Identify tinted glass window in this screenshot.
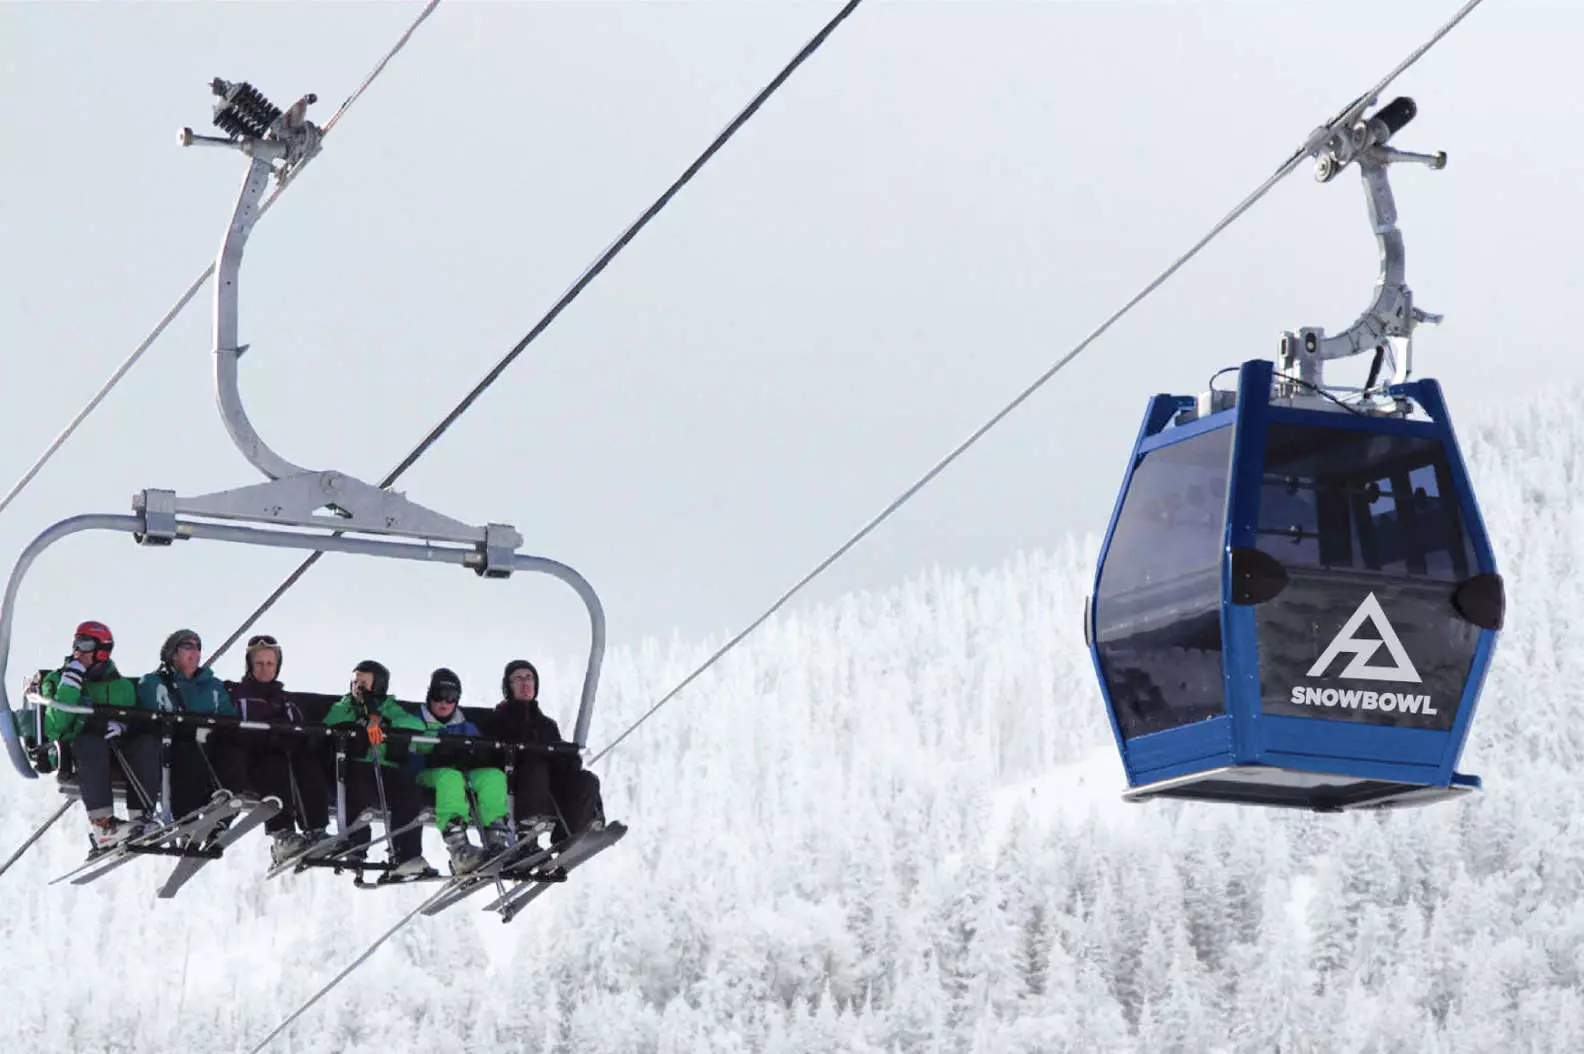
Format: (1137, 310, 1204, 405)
(1095, 427, 1230, 740)
(1257, 424, 1474, 581)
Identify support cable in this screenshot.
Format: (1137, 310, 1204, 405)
(586, 0, 1491, 767)
(0, 0, 443, 523)
(244, 10, 872, 1046)
(247, 4, 1486, 1051)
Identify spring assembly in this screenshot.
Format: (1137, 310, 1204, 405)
(210, 78, 282, 140)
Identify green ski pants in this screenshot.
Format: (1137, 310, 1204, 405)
(416, 766, 508, 830)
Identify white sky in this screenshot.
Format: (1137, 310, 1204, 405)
(0, 0, 1577, 709)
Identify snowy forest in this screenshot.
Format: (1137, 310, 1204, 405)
(2, 384, 1582, 1053)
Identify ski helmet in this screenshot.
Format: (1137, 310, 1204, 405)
(246, 634, 283, 680)
(73, 621, 114, 665)
(353, 660, 391, 700)
(427, 667, 462, 703)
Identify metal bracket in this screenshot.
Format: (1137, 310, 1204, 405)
(1276, 97, 1445, 403)
(179, 79, 322, 184)
(132, 474, 520, 549)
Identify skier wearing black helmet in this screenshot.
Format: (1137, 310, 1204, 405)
(415, 667, 510, 875)
(324, 660, 433, 879)
(490, 660, 604, 845)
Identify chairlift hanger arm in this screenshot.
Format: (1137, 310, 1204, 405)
(183, 81, 323, 482)
(1277, 96, 1447, 396)
(179, 80, 517, 557)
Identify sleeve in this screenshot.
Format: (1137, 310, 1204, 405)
(40, 671, 83, 742)
(133, 673, 160, 712)
(323, 697, 354, 726)
(213, 680, 237, 718)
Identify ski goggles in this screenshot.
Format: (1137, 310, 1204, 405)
(247, 634, 278, 648)
(430, 686, 461, 703)
(73, 635, 109, 653)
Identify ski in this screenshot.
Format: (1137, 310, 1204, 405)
(484, 821, 628, 922)
(417, 837, 560, 917)
(157, 796, 281, 899)
(52, 793, 244, 887)
(263, 828, 357, 880)
(264, 810, 382, 880)
(351, 866, 447, 890)
(287, 808, 432, 875)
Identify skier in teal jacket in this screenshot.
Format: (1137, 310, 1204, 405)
(134, 628, 250, 820)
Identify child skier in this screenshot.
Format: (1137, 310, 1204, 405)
(416, 668, 511, 874)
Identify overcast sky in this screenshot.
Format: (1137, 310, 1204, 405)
(0, 0, 1576, 715)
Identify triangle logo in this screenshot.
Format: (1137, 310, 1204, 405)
(1305, 592, 1422, 684)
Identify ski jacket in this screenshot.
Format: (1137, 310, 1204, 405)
(135, 666, 236, 716)
(39, 662, 137, 742)
(324, 694, 425, 767)
(224, 676, 304, 724)
(491, 698, 582, 773)
(418, 704, 483, 739)
(417, 704, 492, 772)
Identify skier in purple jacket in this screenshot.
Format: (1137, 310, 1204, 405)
(225, 634, 332, 866)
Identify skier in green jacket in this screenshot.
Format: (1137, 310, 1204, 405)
(40, 621, 161, 852)
(324, 660, 433, 879)
(415, 668, 509, 874)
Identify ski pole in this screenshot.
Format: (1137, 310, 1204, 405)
(108, 736, 159, 817)
(365, 720, 396, 862)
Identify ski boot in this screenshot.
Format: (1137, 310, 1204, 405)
(442, 818, 486, 875)
(87, 815, 137, 854)
(270, 830, 310, 868)
(389, 854, 438, 881)
(482, 819, 511, 855)
(516, 815, 556, 850)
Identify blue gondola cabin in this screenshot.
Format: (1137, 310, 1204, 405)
(1086, 359, 1503, 811)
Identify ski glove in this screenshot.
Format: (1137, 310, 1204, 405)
(58, 658, 87, 693)
(105, 720, 126, 740)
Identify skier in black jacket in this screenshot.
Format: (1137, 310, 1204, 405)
(490, 660, 603, 845)
(224, 634, 333, 867)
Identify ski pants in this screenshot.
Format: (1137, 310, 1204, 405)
(342, 761, 424, 863)
(169, 735, 250, 821)
(416, 765, 508, 831)
(71, 731, 160, 820)
(514, 761, 603, 842)
(246, 742, 331, 835)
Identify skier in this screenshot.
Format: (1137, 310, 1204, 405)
(324, 660, 434, 879)
(224, 634, 333, 867)
(415, 667, 511, 874)
(134, 628, 252, 821)
(39, 621, 162, 851)
(491, 660, 603, 845)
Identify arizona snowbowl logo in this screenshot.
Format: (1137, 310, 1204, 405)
(1287, 592, 1438, 716)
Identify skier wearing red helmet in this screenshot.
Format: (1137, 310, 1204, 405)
(38, 621, 162, 852)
